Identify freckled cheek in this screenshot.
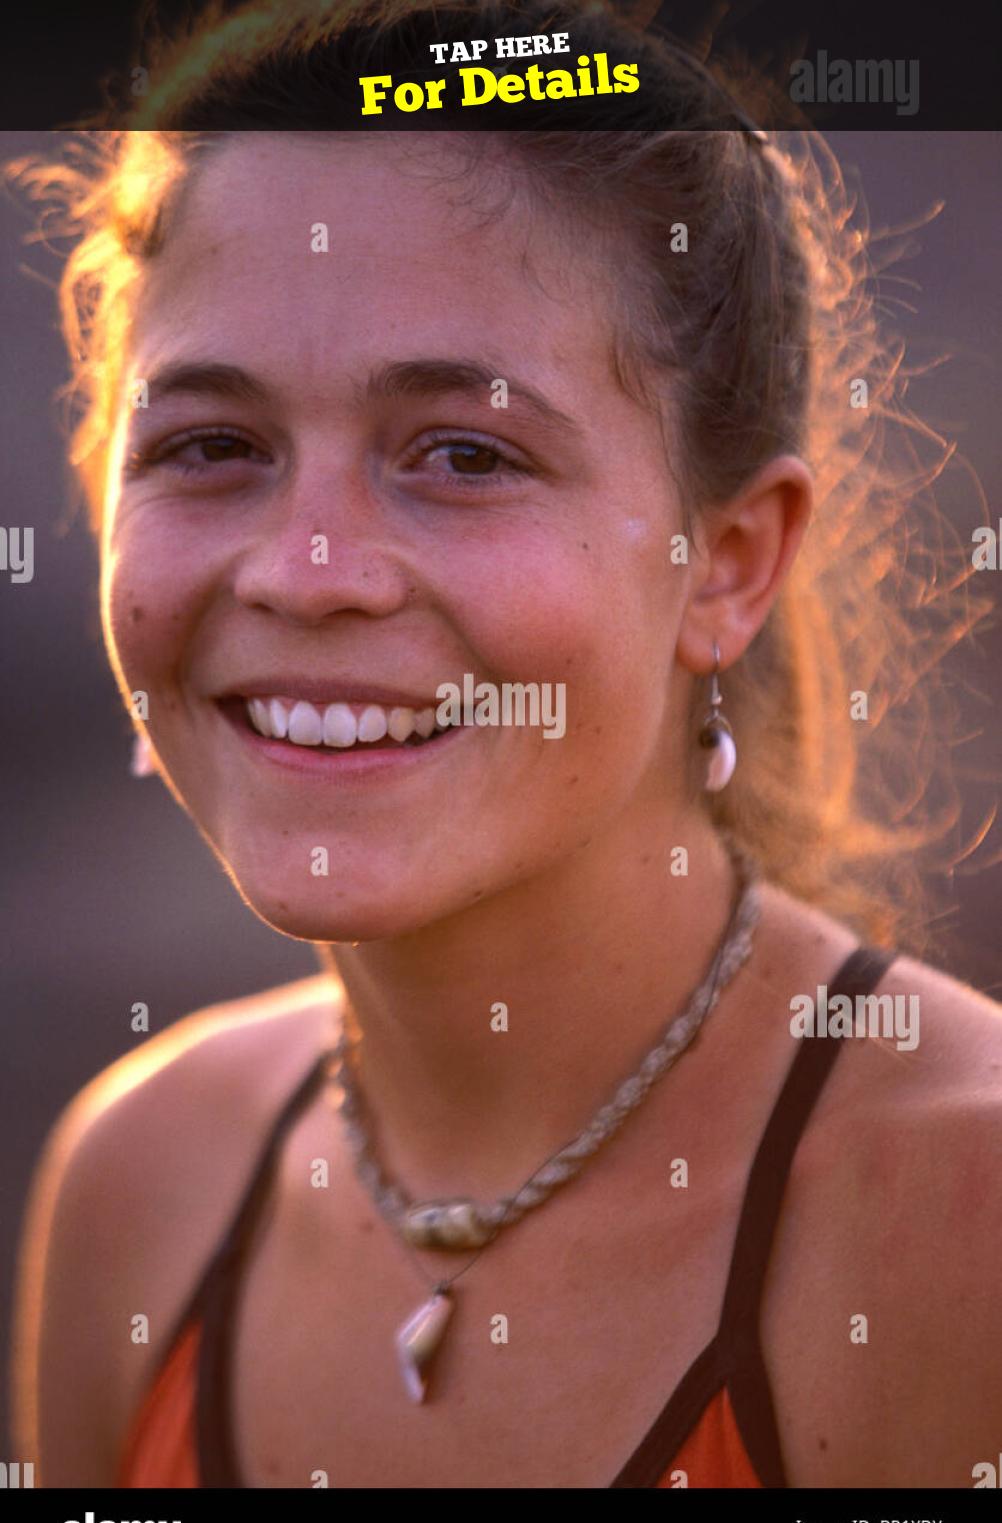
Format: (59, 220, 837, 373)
(459, 562, 590, 681)
(469, 566, 659, 753)
(618, 515, 661, 551)
(103, 524, 208, 697)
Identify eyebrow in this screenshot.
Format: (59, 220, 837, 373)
(142, 362, 270, 407)
(362, 358, 585, 440)
(139, 357, 584, 440)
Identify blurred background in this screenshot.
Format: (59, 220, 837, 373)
(1, 129, 1000, 1459)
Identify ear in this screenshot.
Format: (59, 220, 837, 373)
(676, 454, 812, 675)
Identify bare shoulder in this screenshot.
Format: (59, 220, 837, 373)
(752, 880, 1002, 1107)
(811, 946, 1002, 1164)
(11, 971, 341, 1486)
(81, 970, 341, 1122)
(28, 970, 342, 1255)
(769, 926, 1002, 1486)
(877, 948, 1002, 1075)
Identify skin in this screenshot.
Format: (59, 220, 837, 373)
(99, 131, 812, 1189)
(11, 133, 1002, 1488)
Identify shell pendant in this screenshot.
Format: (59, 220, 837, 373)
(699, 718, 737, 792)
(402, 1199, 492, 1249)
(395, 1288, 454, 1402)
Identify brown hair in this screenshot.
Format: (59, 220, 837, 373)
(5, 0, 988, 952)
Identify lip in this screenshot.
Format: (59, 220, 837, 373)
(216, 677, 446, 709)
(216, 698, 470, 781)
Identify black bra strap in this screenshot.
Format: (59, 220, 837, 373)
(197, 1045, 339, 1488)
(190, 947, 898, 1488)
(717, 944, 898, 1344)
(720, 942, 898, 1485)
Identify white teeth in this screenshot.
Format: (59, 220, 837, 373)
(387, 706, 416, 742)
(269, 698, 288, 739)
(322, 702, 357, 748)
(357, 704, 388, 743)
(242, 695, 449, 750)
(248, 698, 271, 737)
(287, 700, 324, 746)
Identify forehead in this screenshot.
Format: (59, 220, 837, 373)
(128, 133, 622, 401)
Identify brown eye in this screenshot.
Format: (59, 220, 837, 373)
(396, 429, 532, 497)
(444, 443, 501, 474)
(194, 436, 254, 463)
(125, 428, 267, 479)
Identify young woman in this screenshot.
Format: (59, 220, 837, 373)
(8, 0, 1002, 1491)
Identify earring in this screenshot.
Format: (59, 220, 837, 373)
(130, 731, 155, 777)
(698, 641, 736, 792)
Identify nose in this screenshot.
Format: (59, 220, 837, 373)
(231, 456, 415, 625)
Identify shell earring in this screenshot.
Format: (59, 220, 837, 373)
(698, 641, 736, 792)
(130, 731, 155, 777)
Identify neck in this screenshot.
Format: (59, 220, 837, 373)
(318, 805, 743, 1203)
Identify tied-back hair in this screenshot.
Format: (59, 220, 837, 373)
(4, 0, 991, 954)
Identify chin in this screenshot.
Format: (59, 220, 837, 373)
(224, 871, 448, 944)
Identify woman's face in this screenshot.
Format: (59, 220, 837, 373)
(102, 133, 693, 940)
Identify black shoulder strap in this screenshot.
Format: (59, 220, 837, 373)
(195, 1045, 339, 1488)
(721, 943, 898, 1486)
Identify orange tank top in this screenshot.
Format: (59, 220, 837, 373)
(116, 945, 895, 1488)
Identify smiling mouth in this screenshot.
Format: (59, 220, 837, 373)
(218, 695, 456, 752)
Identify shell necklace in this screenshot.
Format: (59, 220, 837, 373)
(326, 842, 760, 1402)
